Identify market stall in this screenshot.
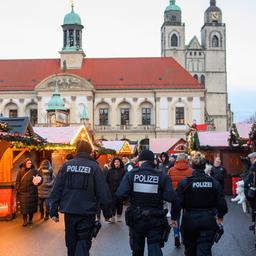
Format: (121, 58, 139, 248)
(34, 125, 94, 172)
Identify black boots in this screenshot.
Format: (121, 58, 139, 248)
(175, 236, 181, 247)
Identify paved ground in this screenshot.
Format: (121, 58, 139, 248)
(0, 199, 255, 256)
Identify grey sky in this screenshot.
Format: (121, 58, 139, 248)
(0, 0, 255, 120)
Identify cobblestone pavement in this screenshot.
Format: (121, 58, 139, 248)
(0, 199, 255, 256)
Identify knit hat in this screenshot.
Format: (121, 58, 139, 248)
(76, 140, 92, 154)
(138, 150, 155, 162)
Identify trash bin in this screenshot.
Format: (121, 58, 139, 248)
(0, 182, 16, 220)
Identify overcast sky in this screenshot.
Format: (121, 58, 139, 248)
(0, 0, 255, 121)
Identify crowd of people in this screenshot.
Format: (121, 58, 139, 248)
(14, 142, 256, 256)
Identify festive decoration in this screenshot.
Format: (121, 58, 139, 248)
(0, 122, 10, 132)
(119, 141, 132, 155)
(186, 124, 200, 154)
(0, 132, 45, 145)
(248, 123, 256, 151)
(228, 124, 243, 147)
(96, 147, 116, 155)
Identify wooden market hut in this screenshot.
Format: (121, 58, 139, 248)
(198, 130, 250, 194)
(0, 117, 44, 182)
(149, 138, 187, 155)
(34, 125, 94, 173)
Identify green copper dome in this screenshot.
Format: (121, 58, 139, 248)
(165, 0, 181, 12)
(63, 5, 82, 25)
(47, 87, 67, 111)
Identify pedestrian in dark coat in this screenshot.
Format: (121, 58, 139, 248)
(159, 152, 173, 175)
(38, 159, 55, 220)
(210, 157, 226, 192)
(16, 158, 42, 226)
(105, 157, 126, 222)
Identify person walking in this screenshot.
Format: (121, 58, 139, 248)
(210, 157, 226, 192)
(105, 157, 126, 222)
(50, 140, 112, 256)
(16, 157, 42, 226)
(122, 156, 134, 173)
(116, 149, 180, 256)
(176, 152, 228, 256)
(159, 152, 173, 175)
(38, 159, 55, 221)
(167, 153, 192, 247)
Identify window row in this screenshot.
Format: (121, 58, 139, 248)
(99, 107, 185, 126)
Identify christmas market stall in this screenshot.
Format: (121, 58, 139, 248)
(197, 126, 251, 195)
(34, 125, 94, 173)
(0, 117, 45, 220)
(149, 138, 187, 155)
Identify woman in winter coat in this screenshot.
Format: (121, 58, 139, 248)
(38, 159, 55, 220)
(16, 158, 42, 226)
(105, 157, 125, 222)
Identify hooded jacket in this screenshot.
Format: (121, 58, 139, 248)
(168, 160, 192, 190)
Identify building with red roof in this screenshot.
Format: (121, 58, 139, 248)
(0, 3, 213, 142)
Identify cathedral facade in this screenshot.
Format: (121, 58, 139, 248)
(0, 1, 230, 142)
(161, 0, 231, 131)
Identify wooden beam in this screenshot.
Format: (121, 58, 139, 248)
(13, 149, 28, 164)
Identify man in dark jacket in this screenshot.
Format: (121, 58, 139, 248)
(116, 149, 180, 256)
(244, 152, 256, 230)
(210, 157, 226, 192)
(176, 152, 228, 256)
(50, 140, 112, 256)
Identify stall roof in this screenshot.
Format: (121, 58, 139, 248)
(198, 131, 229, 147)
(0, 117, 34, 136)
(236, 123, 252, 139)
(34, 125, 93, 147)
(149, 138, 185, 154)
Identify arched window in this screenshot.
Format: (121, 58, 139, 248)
(175, 107, 185, 125)
(25, 103, 38, 125)
(96, 102, 109, 126)
(212, 35, 219, 47)
(171, 34, 178, 47)
(193, 74, 198, 80)
(118, 102, 131, 127)
(201, 75, 205, 86)
(4, 102, 18, 118)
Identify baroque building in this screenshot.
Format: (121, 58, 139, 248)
(0, 1, 230, 142)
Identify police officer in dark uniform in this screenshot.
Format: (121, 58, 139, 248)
(176, 152, 228, 256)
(116, 149, 180, 256)
(50, 140, 112, 256)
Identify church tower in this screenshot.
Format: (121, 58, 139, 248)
(201, 0, 228, 130)
(59, 3, 85, 69)
(161, 0, 185, 67)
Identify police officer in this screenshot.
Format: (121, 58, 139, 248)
(116, 149, 180, 256)
(176, 152, 228, 256)
(50, 140, 112, 256)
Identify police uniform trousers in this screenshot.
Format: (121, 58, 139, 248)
(181, 211, 218, 256)
(64, 213, 95, 256)
(129, 217, 164, 256)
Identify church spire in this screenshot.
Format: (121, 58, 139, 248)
(210, 0, 216, 6)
